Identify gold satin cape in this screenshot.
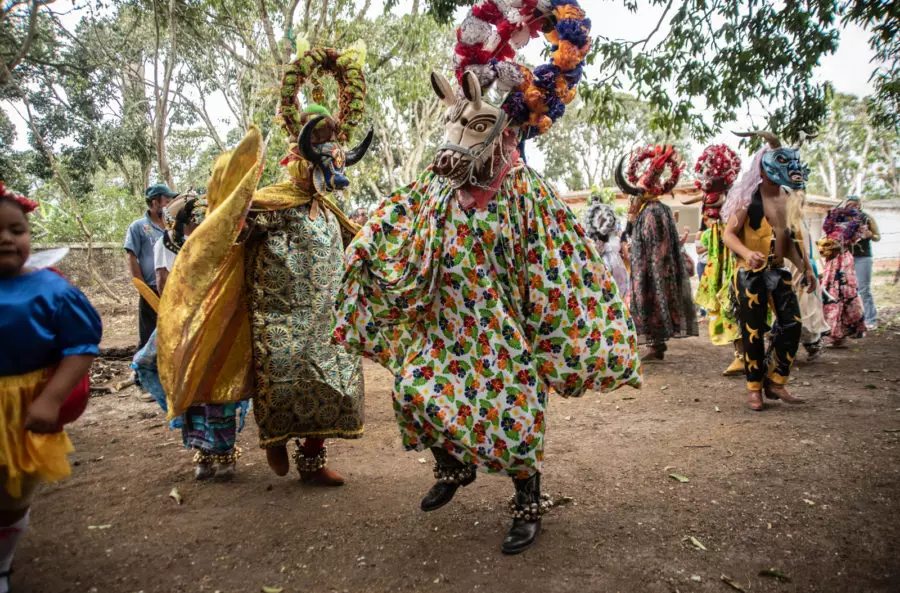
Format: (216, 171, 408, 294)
(158, 129, 361, 419)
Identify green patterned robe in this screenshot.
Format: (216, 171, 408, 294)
(246, 204, 364, 447)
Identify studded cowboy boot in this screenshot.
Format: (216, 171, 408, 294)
(294, 439, 345, 486)
(420, 447, 476, 512)
(501, 473, 544, 555)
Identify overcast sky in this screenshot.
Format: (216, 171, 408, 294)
(7, 0, 879, 181)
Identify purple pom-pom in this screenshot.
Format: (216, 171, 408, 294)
(550, 0, 578, 7)
(557, 19, 589, 48)
(563, 63, 584, 86)
(533, 64, 561, 90)
(502, 92, 530, 124)
(546, 96, 565, 121)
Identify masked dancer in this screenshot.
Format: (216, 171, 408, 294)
(583, 201, 629, 301)
(819, 200, 867, 346)
(158, 45, 371, 485)
(786, 191, 829, 360)
(683, 144, 745, 374)
(617, 145, 698, 360)
(333, 1, 640, 554)
(722, 131, 817, 411)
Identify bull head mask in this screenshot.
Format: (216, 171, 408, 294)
(298, 115, 374, 194)
(430, 70, 510, 190)
(733, 130, 815, 190)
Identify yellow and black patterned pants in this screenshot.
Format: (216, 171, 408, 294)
(735, 267, 801, 391)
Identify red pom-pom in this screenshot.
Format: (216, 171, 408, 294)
(472, 1, 503, 24)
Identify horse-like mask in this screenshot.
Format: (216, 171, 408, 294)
(430, 71, 510, 190)
(298, 115, 373, 194)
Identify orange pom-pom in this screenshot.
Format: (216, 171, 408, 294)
(553, 41, 583, 72)
(559, 87, 578, 104)
(554, 5, 586, 21)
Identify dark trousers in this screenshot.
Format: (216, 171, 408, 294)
(138, 294, 158, 349)
(735, 267, 801, 391)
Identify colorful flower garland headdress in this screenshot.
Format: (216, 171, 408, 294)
(454, 0, 592, 140)
(694, 144, 741, 193)
(0, 182, 37, 214)
(615, 145, 685, 197)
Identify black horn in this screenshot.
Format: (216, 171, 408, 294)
(299, 115, 327, 163)
(615, 154, 642, 196)
(345, 128, 374, 167)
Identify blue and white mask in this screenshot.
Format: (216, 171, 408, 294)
(733, 130, 816, 191)
(761, 148, 809, 190)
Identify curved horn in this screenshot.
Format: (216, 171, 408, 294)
(732, 130, 781, 149)
(679, 195, 704, 205)
(345, 128, 374, 167)
(615, 154, 642, 196)
(794, 131, 818, 148)
(461, 70, 482, 110)
(299, 115, 327, 163)
(430, 72, 456, 107)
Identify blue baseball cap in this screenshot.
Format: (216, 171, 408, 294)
(145, 184, 179, 200)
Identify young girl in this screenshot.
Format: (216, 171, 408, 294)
(0, 182, 102, 591)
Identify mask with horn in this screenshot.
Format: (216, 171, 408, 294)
(297, 112, 373, 195)
(733, 130, 815, 190)
(615, 144, 685, 198)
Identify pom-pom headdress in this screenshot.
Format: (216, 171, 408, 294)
(0, 182, 38, 214)
(614, 145, 685, 197)
(454, 0, 593, 140)
(583, 201, 618, 244)
(693, 144, 741, 193)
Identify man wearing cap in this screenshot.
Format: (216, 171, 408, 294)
(845, 195, 880, 329)
(124, 184, 177, 350)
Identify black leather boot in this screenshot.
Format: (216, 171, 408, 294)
(420, 447, 476, 512)
(501, 473, 543, 555)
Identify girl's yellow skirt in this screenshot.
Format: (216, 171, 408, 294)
(0, 368, 74, 499)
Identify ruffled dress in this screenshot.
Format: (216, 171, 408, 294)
(333, 165, 641, 476)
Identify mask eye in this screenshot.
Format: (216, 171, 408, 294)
(471, 121, 488, 133)
(776, 155, 787, 163)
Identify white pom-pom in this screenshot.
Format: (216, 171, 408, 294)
(495, 61, 524, 92)
(535, 0, 552, 12)
(459, 15, 492, 46)
(483, 30, 502, 54)
(467, 64, 497, 90)
(509, 28, 531, 49)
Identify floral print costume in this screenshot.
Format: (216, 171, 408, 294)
(822, 251, 866, 341)
(628, 200, 699, 348)
(694, 223, 740, 345)
(333, 165, 642, 477)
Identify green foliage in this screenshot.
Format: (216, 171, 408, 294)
(416, 0, 899, 137)
(805, 92, 900, 200)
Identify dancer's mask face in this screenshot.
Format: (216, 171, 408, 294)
(430, 71, 508, 189)
(761, 148, 809, 190)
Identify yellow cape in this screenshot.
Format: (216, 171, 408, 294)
(157, 128, 361, 419)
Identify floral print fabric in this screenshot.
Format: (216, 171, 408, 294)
(333, 165, 641, 476)
(629, 200, 698, 346)
(822, 251, 866, 340)
(694, 223, 740, 346)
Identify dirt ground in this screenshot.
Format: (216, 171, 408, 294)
(14, 279, 900, 593)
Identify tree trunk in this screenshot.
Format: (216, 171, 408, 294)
(18, 95, 120, 302)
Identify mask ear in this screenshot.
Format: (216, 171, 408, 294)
(430, 72, 456, 107)
(461, 70, 482, 110)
